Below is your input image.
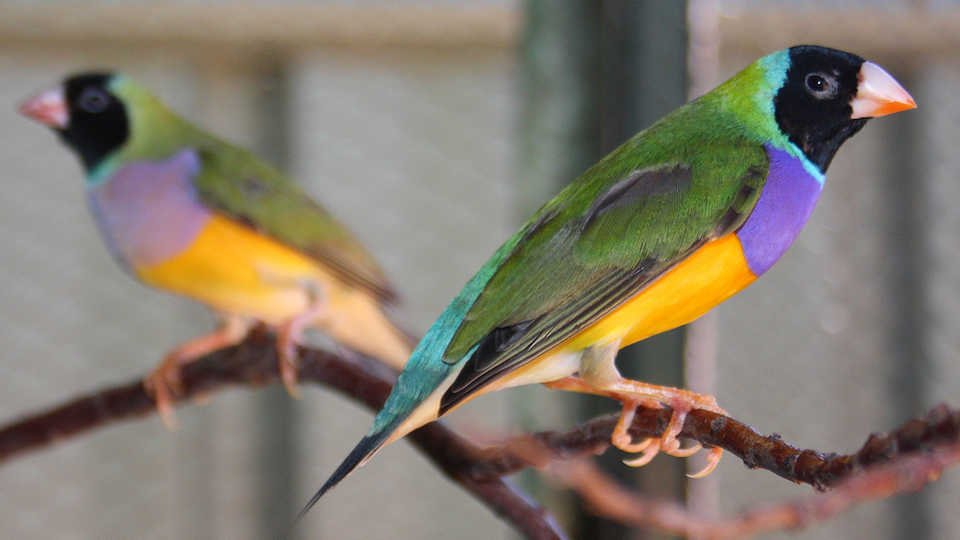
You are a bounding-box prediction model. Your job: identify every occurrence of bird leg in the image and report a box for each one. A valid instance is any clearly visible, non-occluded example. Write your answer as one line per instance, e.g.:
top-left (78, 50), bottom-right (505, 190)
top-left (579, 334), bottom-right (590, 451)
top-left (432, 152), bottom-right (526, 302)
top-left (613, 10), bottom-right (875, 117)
top-left (144, 315), bottom-right (252, 430)
top-left (544, 340), bottom-right (725, 478)
top-left (276, 281), bottom-right (328, 398)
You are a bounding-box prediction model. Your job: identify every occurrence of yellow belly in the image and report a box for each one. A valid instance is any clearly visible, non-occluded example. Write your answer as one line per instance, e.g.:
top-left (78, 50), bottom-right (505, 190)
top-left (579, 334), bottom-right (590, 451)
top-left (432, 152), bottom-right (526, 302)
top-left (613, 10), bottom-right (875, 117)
top-left (134, 214), bottom-right (335, 324)
top-left (571, 233), bottom-right (756, 349)
top-left (498, 234), bottom-right (757, 389)
top-left (398, 234), bottom-right (761, 438)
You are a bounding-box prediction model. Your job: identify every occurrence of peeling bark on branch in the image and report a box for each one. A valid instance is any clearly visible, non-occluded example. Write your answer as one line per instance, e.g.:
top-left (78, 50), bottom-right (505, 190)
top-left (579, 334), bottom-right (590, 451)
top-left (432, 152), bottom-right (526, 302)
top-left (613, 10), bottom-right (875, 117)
top-left (466, 402), bottom-right (960, 490)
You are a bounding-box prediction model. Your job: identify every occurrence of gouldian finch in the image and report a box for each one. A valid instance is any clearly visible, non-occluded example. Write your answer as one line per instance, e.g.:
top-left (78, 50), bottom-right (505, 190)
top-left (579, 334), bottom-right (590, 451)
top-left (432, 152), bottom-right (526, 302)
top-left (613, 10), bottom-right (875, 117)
top-left (298, 45), bottom-right (916, 516)
top-left (19, 72), bottom-right (412, 426)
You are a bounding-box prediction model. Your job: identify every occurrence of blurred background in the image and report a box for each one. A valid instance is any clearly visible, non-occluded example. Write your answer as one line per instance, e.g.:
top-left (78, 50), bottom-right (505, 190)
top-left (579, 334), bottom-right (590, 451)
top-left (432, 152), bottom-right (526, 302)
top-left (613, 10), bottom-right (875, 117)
top-left (0, 1), bottom-right (958, 538)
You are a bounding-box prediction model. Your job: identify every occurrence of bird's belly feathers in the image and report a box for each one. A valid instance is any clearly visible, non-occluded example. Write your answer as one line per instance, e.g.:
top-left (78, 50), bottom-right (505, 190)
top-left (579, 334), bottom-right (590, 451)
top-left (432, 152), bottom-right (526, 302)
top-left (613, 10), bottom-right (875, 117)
top-left (135, 214), bottom-right (335, 323)
top-left (88, 151), bottom-right (332, 323)
top-left (570, 234), bottom-right (756, 349)
top-left (478, 234), bottom-right (754, 396)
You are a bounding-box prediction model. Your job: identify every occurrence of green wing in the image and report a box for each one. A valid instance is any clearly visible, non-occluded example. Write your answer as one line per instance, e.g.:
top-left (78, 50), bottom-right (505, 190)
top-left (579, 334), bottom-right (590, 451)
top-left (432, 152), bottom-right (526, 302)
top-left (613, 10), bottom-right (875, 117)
top-left (190, 143), bottom-right (396, 302)
top-left (439, 111), bottom-right (768, 411)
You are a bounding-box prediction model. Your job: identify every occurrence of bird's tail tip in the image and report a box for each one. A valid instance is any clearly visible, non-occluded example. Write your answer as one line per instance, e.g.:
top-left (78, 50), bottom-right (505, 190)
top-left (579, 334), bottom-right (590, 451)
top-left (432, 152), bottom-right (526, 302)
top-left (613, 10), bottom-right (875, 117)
top-left (292, 432), bottom-right (388, 526)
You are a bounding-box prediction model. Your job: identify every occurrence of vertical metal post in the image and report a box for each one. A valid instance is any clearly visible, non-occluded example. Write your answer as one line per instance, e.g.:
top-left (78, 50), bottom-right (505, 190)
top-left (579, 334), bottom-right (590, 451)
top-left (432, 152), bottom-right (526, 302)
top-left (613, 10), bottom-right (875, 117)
top-left (518, 0), bottom-right (602, 219)
top-left (585, 3), bottom-right (690, 539)
top-left (684, 0), bottom-right (721, 525)
top-left (521, 1), bottom-right (689, 537)
top-left (884, 74), bottom-right (932, 540)
top-left (190, 53), bottom-right (300, 539)
top-left (250, 57), bottom-right (301, 540)
top-left (518, 2), bottom-right (604, 529)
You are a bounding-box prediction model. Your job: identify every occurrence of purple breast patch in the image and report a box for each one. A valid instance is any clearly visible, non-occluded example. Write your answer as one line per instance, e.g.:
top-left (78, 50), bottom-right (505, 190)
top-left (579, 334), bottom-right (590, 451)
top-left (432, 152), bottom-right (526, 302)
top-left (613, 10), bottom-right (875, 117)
top-left (87, 149), bottom-right (211, 269)
top-left (735, 144), bottom-right (823, 276)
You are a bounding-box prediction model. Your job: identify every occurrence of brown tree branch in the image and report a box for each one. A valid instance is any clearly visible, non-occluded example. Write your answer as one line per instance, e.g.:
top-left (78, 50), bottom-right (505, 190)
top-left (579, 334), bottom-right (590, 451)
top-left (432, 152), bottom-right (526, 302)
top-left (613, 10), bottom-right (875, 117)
top-left (466, 402), bottom-right (960, 490)
top-left (0, 332), bottom-right (957, 539)
top-left (532, 440), bottom-right (960, 540)
top-left (0, 330), bottom-right (566, 540)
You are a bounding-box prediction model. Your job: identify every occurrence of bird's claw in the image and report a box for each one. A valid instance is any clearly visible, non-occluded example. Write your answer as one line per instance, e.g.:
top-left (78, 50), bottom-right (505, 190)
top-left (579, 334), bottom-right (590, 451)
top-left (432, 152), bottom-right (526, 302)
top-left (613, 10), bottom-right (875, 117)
top-left (688, 447), bottom-right (724, 479)
top-left (278, 344), bottom-right (302, 400)
top-left (275, 281), bottom-right (328, 400)
top-left (623, 440), bottom-right (660, 467)
top-left (611, 394), bottom-right (726, 478)
top-left (143, 359), bottom-right (185, 430)
top-left (611, 399), bottom-right (659, 453)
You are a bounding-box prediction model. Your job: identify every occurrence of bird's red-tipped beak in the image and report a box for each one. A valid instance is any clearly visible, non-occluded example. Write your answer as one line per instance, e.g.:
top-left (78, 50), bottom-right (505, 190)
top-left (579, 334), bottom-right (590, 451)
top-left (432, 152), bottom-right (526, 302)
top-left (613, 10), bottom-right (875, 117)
top-left (19, 87), bottom-right (68, 129)
top-left (850, 61), bottom-right (916, 119)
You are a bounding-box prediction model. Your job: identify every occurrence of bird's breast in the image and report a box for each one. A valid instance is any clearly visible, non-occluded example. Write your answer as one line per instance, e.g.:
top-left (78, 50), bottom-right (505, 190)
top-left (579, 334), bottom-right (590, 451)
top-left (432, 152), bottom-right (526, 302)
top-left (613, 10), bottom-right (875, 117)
top-left (87, 150), bottom-right (331, 322)
top-left (87, 150), bottom-right (211, 269)
top-left (559, 146), bottom-right (823, 354)
top-left (734, 144), bottom-right (824, 275)
top-left (571, 233), bottom-right (757, 350)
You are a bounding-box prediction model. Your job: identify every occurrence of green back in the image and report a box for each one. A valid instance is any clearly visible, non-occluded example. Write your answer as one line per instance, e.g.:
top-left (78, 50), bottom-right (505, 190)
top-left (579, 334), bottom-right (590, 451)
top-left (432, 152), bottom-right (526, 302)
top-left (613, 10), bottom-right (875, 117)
top-left (192, 145), bottom-right (396, 301)
top-left (437, 66), bottom-right (780, 404)
top-left (101, 76), bottom-right (395, 301)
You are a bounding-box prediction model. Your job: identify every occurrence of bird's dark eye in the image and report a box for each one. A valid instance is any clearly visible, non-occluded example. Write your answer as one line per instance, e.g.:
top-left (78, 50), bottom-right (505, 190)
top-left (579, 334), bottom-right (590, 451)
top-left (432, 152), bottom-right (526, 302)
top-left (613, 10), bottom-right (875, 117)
top-left (77, 88), bottom-right (110, 113)
top-left (804, 72), bottom-right (838, 100)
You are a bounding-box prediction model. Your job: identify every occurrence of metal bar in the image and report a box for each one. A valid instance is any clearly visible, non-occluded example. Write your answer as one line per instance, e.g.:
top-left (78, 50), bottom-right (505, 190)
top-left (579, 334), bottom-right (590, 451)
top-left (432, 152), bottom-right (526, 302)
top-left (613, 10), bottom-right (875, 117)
top-left (2, 4), bottom-right (959, 59)
top-left (0, 4), bottom-right (518, 48)
top-left (596, 1), bottom-right (690, 534)
top-left (718, 7), bottom-right (960, 61)
top-left (884, 73), bottom-right (933, 540)
top-left (516, 1), bottom-right (605, 531)
top-left (248, 59), bottom-right (300, 540)
top-left (520, 2), bottom-right (690, 537)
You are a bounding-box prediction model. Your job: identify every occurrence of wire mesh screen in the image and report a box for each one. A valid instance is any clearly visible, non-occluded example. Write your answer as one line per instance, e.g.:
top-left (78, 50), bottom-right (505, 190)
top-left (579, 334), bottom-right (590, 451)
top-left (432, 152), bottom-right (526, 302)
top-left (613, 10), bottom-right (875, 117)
top-left (0, 2), bottom-right (957, 539)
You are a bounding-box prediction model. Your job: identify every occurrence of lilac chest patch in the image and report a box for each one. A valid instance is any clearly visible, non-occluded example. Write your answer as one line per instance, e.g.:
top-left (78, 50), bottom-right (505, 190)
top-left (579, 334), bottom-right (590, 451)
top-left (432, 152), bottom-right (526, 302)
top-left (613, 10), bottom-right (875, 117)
top-left (87, 150), bottom-right (211, 269)
top-left (735, 144), bottom-right (823, 276)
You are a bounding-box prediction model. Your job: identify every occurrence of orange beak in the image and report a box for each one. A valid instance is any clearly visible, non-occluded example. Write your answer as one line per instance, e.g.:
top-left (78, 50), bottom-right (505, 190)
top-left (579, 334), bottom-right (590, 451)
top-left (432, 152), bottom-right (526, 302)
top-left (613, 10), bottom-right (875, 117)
top-left (850, 61), bottom-right (916, 119)
top-left (19, 87), bottom-right (68, 129)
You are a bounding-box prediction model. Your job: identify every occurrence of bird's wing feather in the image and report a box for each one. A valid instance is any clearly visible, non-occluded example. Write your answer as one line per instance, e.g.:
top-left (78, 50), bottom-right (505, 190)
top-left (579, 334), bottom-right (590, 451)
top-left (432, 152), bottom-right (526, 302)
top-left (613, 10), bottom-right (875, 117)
top-left (190, 145), bottom-right (396, 302)
top-left (440, 129), bottom-right (768, 412)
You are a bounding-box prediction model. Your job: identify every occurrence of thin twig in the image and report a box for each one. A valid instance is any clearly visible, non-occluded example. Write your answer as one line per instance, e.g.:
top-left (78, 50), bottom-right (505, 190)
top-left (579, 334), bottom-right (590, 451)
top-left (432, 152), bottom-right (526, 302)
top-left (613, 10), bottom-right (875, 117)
top-left (535, 441), bottom-right (960, 540)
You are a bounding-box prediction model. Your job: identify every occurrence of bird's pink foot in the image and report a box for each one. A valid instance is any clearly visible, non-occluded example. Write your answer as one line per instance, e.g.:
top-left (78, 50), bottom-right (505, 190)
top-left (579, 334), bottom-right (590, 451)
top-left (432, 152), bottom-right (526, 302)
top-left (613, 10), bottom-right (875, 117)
top-left (546, 375), bottom-right (726, 477)
top-left (144, 357), bottom-right (182, 430)
top-left (275, 286), bottom-right (327, 398)
top-left (143, 317), bottom-right (250, 429)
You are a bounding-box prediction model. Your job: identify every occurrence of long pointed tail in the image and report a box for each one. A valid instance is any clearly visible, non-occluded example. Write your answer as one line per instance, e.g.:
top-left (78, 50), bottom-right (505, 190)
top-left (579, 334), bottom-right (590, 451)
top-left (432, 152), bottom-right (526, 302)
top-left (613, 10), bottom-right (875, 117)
top-left (294, 435), bottom-right (379, 523)
top-left (295, 310), bottom-right (457, 526)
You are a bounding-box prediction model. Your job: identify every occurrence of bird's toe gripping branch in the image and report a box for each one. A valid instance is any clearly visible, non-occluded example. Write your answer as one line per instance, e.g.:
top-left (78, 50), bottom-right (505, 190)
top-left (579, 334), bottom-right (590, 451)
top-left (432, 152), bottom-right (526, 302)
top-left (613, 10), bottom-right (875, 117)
top-left (143, 357), bottom-right (184, 430)
top-left (616, 395), bottom-right (724, 478)
top-left (276, 281), bottom-right (329, 398)
top-left (143, 317), bottom-right (251, 429)
top-left (545, 376), bottom-right (725, 478)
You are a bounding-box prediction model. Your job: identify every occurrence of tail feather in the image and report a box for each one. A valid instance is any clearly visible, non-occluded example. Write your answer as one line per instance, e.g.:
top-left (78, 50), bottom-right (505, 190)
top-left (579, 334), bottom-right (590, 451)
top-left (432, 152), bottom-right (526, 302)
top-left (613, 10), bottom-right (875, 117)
top-left (294, 427), bottom-right (394, 524)
top-left (294, 316), bottom-right (459, 526)
top-left (324, 293), bottom-right (414, 371)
